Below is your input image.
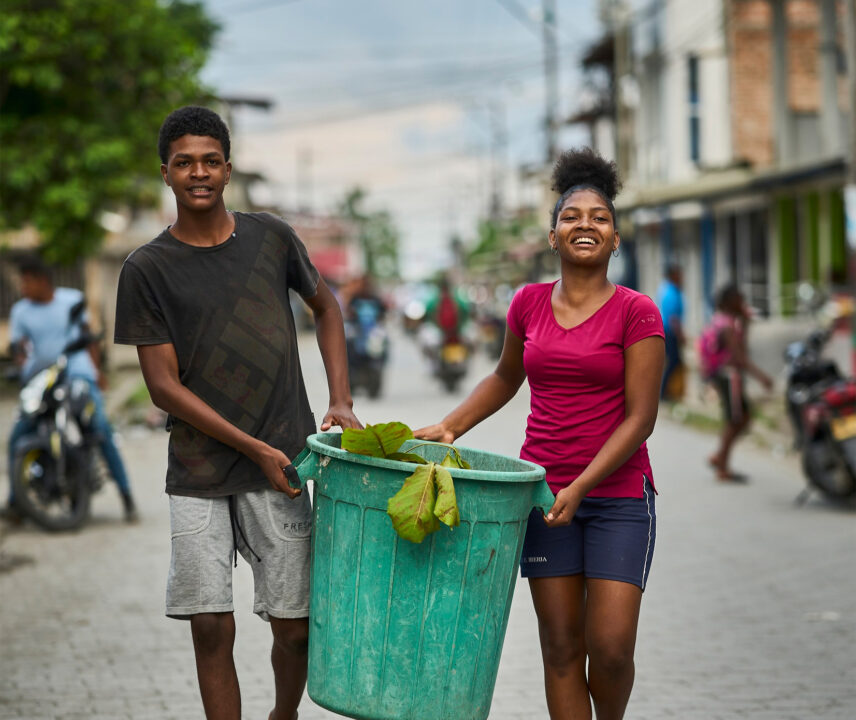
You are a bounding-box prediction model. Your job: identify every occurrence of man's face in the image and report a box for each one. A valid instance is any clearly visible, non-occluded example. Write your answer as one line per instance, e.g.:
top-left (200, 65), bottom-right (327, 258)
top-left (160, 134), bottom-right (231, 212)
top-left (19, 272), bottom-right (51, 302)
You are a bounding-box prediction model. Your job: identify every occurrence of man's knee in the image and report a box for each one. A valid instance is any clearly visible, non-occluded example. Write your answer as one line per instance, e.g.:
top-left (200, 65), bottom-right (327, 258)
top-left (272, 617), bottom-right (309, 656)
top-left (190, 613), bottom-right (235, 656)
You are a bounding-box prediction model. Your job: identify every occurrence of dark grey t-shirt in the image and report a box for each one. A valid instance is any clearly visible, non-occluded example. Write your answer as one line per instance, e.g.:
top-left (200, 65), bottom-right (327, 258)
top-left (114, 212), bottom-right (320, 498)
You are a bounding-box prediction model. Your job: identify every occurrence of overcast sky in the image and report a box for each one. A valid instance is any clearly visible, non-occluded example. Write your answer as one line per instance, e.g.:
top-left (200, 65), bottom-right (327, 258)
top-left (200, 0), bottom-right (603, 279)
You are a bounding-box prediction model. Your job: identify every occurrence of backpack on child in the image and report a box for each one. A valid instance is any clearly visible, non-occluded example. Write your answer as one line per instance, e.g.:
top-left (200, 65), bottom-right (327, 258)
top-left (697, 313), bottom-right (733, 380)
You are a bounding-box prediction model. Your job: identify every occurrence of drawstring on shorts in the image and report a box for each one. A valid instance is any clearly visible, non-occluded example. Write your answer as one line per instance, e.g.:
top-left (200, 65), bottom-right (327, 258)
top-left (227, 495), bottom-right (262, 567)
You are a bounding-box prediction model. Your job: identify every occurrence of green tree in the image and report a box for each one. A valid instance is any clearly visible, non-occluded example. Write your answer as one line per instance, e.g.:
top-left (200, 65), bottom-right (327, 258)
top-left (338, 187), bottom-right (400, 280)
top-left (0, 0), bottom-right (218, 263)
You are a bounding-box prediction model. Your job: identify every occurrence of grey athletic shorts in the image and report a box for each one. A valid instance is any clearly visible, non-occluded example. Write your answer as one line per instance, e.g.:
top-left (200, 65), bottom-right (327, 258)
top-left (166, 488), bottom-right (312, 621)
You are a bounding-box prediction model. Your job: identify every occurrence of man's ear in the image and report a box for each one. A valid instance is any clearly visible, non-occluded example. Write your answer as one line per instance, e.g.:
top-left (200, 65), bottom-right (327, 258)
top-left (224, 161), bottom-right (232, 185)
top-left (160, 164), bottom-right (170, 186)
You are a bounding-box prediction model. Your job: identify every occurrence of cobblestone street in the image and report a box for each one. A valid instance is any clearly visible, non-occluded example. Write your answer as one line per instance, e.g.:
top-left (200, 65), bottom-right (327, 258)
top-left (1, 333), bottom-right (854, 719)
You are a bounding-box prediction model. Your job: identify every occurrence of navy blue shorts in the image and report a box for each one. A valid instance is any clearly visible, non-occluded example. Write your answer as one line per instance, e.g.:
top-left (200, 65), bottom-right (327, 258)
top-left (520, 476), bottom-right (656, 590)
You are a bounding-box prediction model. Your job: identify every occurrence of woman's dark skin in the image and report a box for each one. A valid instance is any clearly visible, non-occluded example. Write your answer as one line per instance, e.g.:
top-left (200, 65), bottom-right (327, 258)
top-left (417, 189), bottom-right (664, 719)
top-left (708, 294), bottom-right (773, 479)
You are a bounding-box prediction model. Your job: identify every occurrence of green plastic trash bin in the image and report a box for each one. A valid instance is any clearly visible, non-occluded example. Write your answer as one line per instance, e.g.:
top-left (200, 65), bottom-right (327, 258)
top-left (292, 432), bottom-right (553, 720)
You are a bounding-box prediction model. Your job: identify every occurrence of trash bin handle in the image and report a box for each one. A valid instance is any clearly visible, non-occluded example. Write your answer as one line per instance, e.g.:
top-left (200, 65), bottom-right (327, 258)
top-left (286, 445), bottom-right (318, 489)
top-left (534, 481), bottom-right (555, 515)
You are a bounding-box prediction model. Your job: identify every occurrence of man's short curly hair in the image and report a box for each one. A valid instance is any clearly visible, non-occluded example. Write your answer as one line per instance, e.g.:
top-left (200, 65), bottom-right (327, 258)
top-left (158, 106), bottom-right (231, 164)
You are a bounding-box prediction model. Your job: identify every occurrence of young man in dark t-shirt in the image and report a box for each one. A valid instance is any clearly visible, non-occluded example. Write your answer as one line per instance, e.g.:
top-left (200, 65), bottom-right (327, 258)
top-left (114, 106), bottom-right (361, 720)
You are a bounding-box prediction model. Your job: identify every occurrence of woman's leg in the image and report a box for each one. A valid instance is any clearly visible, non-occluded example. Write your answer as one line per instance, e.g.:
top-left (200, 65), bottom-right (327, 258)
top-left (529, 575), bottom-right (591, 720)
top-left (584, 579), bottom-right (642, 720)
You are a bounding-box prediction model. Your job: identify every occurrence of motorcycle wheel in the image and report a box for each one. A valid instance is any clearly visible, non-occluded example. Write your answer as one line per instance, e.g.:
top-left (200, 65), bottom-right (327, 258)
top-left (12, 443), bottom-right (92, 531)
top-left (367, 368), bottom-right (383, 399)
top-left (802, 435), bottom-right (856, 499)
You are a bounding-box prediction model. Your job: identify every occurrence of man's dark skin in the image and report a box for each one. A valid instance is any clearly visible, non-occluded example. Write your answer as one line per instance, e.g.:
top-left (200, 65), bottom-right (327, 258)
top-left (141, 133), bottom-right (361, 720)
top-left (15, 271), bottom-right (106, 388)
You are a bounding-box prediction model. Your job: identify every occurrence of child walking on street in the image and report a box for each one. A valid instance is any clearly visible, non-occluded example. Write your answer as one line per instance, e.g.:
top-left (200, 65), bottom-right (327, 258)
top-left (114, 106), bottom-right (361, 720)
top-left (417, 148), bottom-right (664, 719)
top-left (701, 284), bottom-right (773, 481)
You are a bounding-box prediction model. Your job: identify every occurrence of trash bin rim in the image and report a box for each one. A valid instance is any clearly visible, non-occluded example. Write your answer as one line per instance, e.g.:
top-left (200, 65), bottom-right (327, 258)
top-left (305, 432), bottom-right (545, 483)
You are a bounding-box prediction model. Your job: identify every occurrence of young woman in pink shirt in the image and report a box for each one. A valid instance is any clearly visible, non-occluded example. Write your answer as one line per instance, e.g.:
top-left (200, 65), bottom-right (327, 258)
top-left (416, 148), bottom-right (665, 719)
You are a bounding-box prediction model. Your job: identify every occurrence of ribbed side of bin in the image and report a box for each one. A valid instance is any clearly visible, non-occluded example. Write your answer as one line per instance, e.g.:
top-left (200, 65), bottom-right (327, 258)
top-left (297, 434), bottom-right (551, 720)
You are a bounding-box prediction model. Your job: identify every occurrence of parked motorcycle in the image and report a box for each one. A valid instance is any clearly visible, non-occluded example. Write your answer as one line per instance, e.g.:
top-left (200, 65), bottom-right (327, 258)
top-left (10, 301), bottom-right (106, 531)
top-left (784, 308), bottom-right (856, 503)
top-left (345, 297), bottom-right (389, 399)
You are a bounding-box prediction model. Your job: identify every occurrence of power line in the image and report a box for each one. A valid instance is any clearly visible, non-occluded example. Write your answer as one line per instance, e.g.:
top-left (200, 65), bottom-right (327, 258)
top-left (493, 0), bottom-right (543, 38)
top-left (218, 0), bottom-right (308, 16)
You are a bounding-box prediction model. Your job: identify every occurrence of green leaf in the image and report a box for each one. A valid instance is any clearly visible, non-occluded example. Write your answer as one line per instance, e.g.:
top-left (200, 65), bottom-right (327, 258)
top-left (433, 465), bottom-right (460, 528)
top-left (387, 463), bottom-right (440, 543)
top-left (441, 448), bottom-right (471, 469)
top-left (341, 422), bottom-right (413, 458)
top-left (387, 451), bottom-right (428, 464)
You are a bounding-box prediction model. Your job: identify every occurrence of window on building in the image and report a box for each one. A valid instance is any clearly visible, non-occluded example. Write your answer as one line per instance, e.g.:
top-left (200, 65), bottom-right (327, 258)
top-left (687, 54), bottom-right (700, 163)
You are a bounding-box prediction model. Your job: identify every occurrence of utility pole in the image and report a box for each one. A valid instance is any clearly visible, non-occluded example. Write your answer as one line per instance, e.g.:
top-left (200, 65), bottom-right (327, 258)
top-left (819, 0), bottom-right (842, 156)
top-left (489, 98), bottom-right (508, 216)
top-left (771, 0), bottom-right (793, 166)
top-left (296, 146), bottom-right (313, 213)
top-left (844, 0), bottom-right (856, 373)
top-left (611, 0), bottom-right (633, 178)
top-left (542, 0), bottom-right (559, 164)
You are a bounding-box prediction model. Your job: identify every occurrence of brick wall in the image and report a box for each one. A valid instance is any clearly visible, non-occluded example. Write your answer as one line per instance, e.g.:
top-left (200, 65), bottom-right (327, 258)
top-left (729, 0), bottom-right (774, 167)
top-left (728, 0), bottom-right (844, 168)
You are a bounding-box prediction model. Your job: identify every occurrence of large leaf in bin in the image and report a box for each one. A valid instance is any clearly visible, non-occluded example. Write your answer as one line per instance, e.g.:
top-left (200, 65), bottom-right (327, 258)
top-left (387, 452), bottom-right (428, 464)
top-left (342, 422), bottom-right (412, 458)
top-left (387, 462), bottom-right (440, 543)
top-left (441, 448), bottom-right (471, 469)
top-left (433, 465), bottom-right (460, 528)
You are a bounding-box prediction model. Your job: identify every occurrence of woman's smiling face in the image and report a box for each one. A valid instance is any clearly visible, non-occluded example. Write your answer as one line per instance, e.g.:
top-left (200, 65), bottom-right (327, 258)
top-left (550, 189), bottom-right (619, 265)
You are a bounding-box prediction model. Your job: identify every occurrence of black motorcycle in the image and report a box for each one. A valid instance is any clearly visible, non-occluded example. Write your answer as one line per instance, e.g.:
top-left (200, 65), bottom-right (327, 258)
top-left (784, 322), bottom-right (856, 503)
top-left (10, 301), bottom-right (105, 530)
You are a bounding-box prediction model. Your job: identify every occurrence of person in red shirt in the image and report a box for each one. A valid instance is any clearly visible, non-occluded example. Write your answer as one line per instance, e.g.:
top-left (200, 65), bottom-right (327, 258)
top-left (417, 148), bottom-right (664, 719)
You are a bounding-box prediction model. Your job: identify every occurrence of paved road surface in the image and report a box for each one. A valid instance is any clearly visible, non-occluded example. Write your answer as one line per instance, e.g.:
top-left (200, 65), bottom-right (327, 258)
top-left (1, 329), bottom-right (853, 719)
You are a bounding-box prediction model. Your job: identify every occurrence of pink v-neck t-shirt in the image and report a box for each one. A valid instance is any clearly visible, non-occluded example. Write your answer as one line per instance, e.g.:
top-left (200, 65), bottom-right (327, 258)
top-left (507, 282), bottom-right (664, 498)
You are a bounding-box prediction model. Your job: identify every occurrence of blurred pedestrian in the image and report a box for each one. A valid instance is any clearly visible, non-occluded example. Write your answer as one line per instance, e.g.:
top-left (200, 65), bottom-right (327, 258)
top-left (416, 147), bottom-right (665, 719)
top-left (113, 105), bottom-right (361, 720)
top-left (4, 255), bottom-right (137, 522)
top-left (700, 283), bottom-right (773, 481)
top-left (657, 264), bottom-right (686, 401)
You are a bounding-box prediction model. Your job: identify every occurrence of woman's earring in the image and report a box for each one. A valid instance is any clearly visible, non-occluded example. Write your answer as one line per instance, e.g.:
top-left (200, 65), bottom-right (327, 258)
top-left (550, 244), bottom-right (558, 256)
top-left (612, 247), bottom-right (620, 257)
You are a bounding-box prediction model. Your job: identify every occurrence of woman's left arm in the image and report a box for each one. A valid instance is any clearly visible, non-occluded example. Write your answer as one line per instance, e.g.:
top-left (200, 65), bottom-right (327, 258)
top-left (545, 335), bottom-right (665, 526)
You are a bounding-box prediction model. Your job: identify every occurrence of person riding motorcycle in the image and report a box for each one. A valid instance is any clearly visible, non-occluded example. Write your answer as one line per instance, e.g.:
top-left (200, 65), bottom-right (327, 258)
top-left (343, 274), bottom-right (389, 398)
top-left (4, 256), bottom-right (138, 523)
top-left (424, 276), bottom-right (469, 343)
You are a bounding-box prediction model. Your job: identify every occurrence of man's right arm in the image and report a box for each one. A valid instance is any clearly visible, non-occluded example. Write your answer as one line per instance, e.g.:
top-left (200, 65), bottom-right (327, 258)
top-left (137, 343), bottom-right (302, 497)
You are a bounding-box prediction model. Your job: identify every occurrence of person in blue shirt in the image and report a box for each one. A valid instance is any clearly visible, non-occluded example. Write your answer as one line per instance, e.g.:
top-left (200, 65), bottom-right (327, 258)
top-left (4, 256), bottom-right (137, 522)
top-left (657, 265), bottom-right (685, 400)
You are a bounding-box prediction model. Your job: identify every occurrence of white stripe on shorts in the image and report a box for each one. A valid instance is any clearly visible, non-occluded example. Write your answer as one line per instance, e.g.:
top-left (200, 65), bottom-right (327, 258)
top-left (641, 475), bottom-right (654, 590)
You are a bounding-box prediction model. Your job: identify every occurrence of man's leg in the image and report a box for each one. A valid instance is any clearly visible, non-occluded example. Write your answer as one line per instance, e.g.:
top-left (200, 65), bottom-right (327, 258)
top-left (5, 412), bottom-right (33, 510)
top-left (85, 379), bottom-right (137, 519)
top-left (167, 495), bottom-right (238, 718)
top-left (190, 612), bottom-right (241, 720)
top-left (269, 617), bottom-right (309, 720)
